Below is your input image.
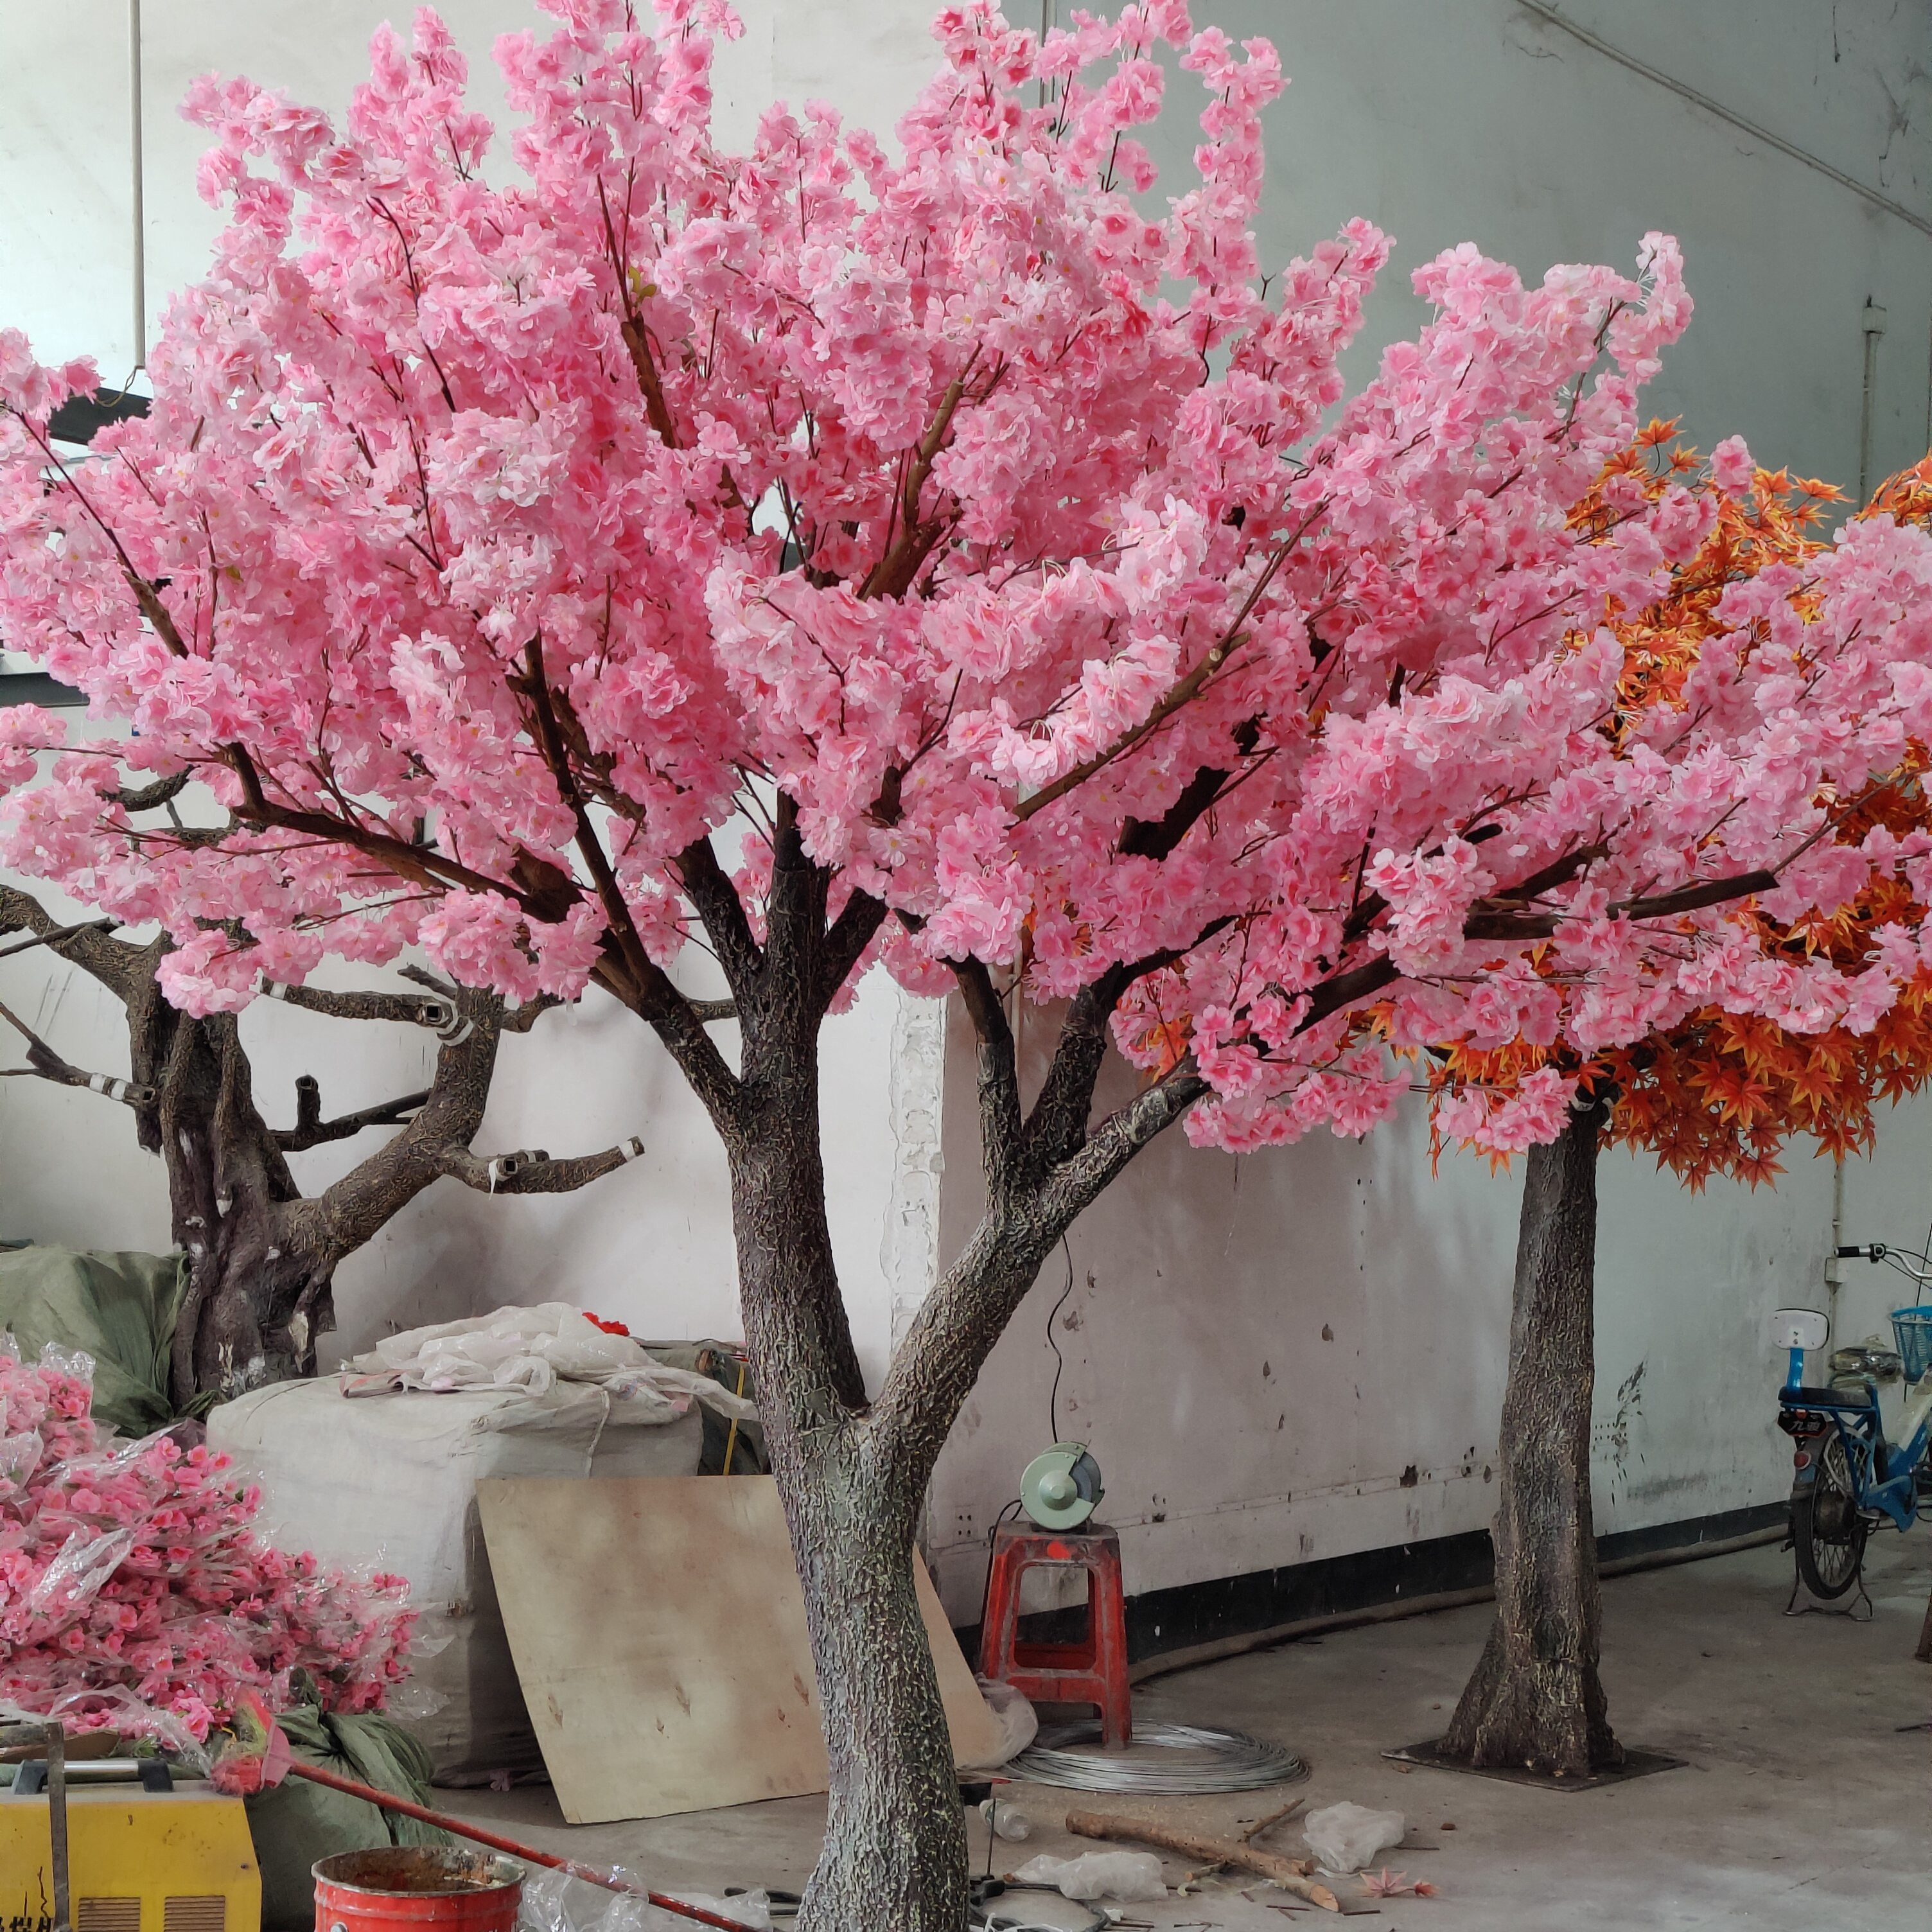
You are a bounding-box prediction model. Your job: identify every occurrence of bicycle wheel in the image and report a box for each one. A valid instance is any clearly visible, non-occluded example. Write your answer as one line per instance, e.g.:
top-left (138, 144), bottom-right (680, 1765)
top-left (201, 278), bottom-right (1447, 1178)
top-left (1793, 1432), bottom-right (1868, 1599)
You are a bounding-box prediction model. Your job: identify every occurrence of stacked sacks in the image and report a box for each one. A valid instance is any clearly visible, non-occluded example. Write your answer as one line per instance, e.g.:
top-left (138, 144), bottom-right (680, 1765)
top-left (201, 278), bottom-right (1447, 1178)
top-left (0, 1336), bottom-right (413, 1741)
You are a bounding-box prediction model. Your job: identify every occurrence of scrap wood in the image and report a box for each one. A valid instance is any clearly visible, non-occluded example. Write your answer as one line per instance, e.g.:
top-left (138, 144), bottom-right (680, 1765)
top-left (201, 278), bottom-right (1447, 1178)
top-left (1179, 1796), bottom-right (1307, 1892)
top-left (1064, 1807), bottom-right (1340, 1913)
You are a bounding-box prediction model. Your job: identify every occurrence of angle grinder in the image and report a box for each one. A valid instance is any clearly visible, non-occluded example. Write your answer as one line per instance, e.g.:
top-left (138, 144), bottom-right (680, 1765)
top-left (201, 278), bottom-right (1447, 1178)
top-left (1018, 1441), bottom-right (1104, 1529)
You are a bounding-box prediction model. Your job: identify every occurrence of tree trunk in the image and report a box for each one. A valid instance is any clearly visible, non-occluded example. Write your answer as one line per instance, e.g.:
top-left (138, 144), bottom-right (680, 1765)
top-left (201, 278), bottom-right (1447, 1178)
top-left (1441, 1091), bottom-right (1622, 1777)
top-left (728, 1069), bottom-right (969, 1932)
top-left (786, 1438), bottom-right (966, 1932)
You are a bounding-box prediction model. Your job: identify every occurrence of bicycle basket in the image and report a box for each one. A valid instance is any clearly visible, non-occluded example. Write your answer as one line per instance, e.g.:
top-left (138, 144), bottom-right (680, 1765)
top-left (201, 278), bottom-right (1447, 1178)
top-left (1890, 1306), bottom-right (1932, 1382)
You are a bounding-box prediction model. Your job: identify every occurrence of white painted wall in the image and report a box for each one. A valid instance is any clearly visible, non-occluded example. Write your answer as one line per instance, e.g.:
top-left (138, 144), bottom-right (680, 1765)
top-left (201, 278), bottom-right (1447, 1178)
top-left (6, 2), bottom-right (1932, 1621)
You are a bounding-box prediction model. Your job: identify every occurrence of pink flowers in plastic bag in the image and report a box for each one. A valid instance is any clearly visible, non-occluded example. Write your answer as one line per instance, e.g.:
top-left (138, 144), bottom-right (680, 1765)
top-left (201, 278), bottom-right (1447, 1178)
top-left (0, 1337), bottom-right (414, 1741)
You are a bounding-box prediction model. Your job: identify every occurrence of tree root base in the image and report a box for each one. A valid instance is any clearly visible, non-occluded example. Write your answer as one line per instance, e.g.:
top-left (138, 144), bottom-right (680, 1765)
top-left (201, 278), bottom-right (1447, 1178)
top-left (1384, 1737), bottom-right (1688, 1791)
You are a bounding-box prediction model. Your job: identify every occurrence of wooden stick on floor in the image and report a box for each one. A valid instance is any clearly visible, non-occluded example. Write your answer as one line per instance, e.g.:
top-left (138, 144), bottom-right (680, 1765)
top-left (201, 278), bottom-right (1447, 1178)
top-left (1180, 1796), bottom-right (1308, 1890)
top-left (1064, 1806), bottom-right (1340, 1913)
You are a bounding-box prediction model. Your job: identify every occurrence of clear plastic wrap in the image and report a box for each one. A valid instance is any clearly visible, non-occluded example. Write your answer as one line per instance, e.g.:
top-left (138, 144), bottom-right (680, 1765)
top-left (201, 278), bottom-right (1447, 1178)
top-left (1010, 1852), bottom-right (1166, 1902)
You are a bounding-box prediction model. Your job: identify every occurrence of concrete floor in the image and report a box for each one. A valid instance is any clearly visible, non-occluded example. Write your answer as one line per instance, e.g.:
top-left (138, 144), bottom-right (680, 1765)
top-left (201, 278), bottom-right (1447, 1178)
top-left (450, 1534), bottom-right (1932, 1930)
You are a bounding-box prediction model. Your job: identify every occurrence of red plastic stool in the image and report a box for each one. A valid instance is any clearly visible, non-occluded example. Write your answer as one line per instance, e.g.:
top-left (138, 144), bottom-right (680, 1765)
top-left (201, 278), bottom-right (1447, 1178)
top-left (978, 1520), bottom-right (1131, 1746)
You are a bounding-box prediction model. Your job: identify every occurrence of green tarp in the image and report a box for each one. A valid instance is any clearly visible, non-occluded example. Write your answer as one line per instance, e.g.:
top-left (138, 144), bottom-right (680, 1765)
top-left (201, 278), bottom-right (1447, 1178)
top-left (247, 1705), bottom-right (452, 1929)
top-left (0, 1245), bottom-right (187, 1436)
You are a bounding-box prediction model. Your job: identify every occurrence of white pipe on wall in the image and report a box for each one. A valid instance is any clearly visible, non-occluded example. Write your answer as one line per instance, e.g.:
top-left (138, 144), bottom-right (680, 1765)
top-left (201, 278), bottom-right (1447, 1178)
top-left (129, 0), bottom-right (145, 370)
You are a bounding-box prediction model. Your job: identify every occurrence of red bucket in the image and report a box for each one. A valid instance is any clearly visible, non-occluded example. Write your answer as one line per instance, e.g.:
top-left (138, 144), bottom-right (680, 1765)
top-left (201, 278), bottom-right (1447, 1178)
top-left (313, 1847), bottom-right (525, 1932)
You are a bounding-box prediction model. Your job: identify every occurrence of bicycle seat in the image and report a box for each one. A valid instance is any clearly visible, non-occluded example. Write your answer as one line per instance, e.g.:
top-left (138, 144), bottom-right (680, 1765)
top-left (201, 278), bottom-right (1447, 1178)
top-left (1782, 1383), bottom-right (1877, 1409)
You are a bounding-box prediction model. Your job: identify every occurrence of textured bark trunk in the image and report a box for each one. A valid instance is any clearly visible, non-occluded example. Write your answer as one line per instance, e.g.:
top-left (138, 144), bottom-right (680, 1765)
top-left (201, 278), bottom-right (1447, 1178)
top-left (1442, 1093), bottom-right (1622, 1777)
top-left (729, 1071), bottom-right (969, 1932)
top-left (151, 1010), bottom-right (322, 1407)
top-left (786, 1438), bottom-right (967, 1932)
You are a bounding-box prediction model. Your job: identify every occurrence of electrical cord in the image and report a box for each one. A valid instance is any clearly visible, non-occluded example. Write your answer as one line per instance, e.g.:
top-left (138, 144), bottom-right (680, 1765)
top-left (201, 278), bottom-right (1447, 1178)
top-left (1046, 1236), bottom-right (1074, 1441)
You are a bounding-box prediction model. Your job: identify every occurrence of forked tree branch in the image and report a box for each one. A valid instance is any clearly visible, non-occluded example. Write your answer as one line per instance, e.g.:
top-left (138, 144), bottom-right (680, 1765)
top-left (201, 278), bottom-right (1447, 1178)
top-left (0, 992), bottom-right (154, 1107)
top-left (434, 1136), bottom-right (649, 1195)
top-left (519, 636), bottom-right (743, 1125)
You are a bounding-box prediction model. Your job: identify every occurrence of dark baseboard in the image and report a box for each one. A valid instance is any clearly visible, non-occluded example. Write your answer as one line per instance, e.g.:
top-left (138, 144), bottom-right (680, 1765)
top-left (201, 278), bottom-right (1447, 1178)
top-left (951, 1500), bottom-right (1787, 1667)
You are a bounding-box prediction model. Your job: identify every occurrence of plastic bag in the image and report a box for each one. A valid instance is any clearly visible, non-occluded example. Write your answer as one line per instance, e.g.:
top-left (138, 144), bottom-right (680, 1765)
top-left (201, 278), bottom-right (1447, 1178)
top-left (652, 1897), bottom-right (770, 1930)
top-left (960, 1674), bottom-right (1038, 1770)
top-left (20, 1525), bottom-right (135, 1630)
top-left (1304, 1801), bottom-right (1406, 1874)
top-left (1011, 1851), bottom-right (1166, 1902)
top-left (517, 1872), bottom-right (771, 1932)
top-left (0, 1429), bottom-right (43, 1486)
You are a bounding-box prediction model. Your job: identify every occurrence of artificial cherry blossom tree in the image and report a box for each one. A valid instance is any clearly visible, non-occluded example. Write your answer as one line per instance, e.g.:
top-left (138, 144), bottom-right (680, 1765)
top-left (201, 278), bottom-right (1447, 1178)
top-left (1423, 450), bottom-right (1932, 1778)
top-left (0, 879), bottom-right (652, 1401)
top-left (6, 4), bottom-right (1932, 1923)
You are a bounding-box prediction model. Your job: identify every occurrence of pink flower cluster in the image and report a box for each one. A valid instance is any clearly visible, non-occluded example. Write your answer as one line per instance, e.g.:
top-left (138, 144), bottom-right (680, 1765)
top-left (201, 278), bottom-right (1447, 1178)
top-left (0, 1340), bottom-right (414, 1742)
top-left (1, 1), bottom-right (1931, 1154)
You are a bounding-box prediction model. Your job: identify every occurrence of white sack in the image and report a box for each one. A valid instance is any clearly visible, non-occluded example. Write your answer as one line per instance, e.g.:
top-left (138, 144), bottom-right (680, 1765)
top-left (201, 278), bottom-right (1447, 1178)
top-left (208, 1374), bottom-right (700, 1778)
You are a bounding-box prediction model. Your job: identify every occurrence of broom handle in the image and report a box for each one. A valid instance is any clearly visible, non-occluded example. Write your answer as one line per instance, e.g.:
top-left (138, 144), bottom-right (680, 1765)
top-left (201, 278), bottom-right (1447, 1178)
top-left (288, 1761), bottom-right (752, 1931)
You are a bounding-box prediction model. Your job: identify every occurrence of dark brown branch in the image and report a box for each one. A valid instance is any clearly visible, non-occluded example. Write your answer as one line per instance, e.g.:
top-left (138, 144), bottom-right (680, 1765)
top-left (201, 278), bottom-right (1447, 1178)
top-left (949, 955), bottom-right (1021, 1190)
top-left (0, 884), bottom-right (150, 1004)
top-left (434, 1136), bottom-right (648, 1195)
top-left (859, 367), bottom-right (972, 601)
top-left (263, 981), bottom-right (462, 1035)
top-left (674, 835), bottom-right (764, 999)
top-left (0, 918), bottom-right (118, 964)
top-left (0, 993), bottom-right (154, 1107)
top-left (520, 637), bottom-right (742, 1125)
top-left (276, 1076), bottom-right (430, 1151)
top-left (820, 888), bottom-right (889, 1006)
top-left (109, 771), bottom-right (191, 812)
top-left (1014, 522), bottom-right (1312, 825)
top-left (621, 317), bottom-right (681, 448)
top-left (1612, 868), bottom-right (1777, 921)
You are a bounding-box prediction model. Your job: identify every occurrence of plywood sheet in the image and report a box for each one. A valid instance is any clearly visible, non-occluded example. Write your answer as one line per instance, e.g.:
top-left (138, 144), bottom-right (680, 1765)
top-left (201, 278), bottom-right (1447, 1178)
top-left (477, 1474), bottom-right (1003, 1823)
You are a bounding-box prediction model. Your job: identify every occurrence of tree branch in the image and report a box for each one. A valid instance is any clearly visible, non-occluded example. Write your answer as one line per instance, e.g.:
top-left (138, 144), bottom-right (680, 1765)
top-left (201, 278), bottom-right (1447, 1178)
top-left (519, 637), bottom-right (742, 1126)
top-left (820, 887), bottom-right (888, 1006)
top-left (673, 835), bottom-right (763, 1000)
top-left (263, 981), bottom-right (465, 1036)
top-left (434, 1136), bottom-right (649, 1195)
top-left (0, 993), bottom-right (154, 1107)
top-left (950, 955), bottom-right (1021, 1193)
top-left (108, 771), bottom-right (191, 812)
top-left (0, 884), bottom-right (150, 1005)
top-left (274, 1076), bottom-right (430, 1152)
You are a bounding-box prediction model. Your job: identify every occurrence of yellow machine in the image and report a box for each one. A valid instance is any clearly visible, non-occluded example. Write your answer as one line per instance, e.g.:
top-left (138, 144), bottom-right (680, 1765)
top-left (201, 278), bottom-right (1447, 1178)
top-left (1, 1748), bottom-right (259, 1932)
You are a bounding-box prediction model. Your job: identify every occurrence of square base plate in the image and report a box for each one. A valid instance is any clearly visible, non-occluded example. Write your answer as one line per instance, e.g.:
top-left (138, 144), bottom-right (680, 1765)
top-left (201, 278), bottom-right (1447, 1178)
top-left (1383, 1736), bottom-right (1687, 1790)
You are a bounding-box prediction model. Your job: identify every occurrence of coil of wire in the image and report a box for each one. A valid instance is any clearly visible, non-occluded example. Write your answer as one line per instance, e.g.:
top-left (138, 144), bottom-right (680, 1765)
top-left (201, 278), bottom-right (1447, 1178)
top-left (1008, 1719), bottom-right (1306, 1794)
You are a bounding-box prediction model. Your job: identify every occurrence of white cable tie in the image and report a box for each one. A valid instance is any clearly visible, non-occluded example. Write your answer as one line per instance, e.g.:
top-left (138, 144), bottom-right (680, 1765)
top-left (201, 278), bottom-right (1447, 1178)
top-left (265, 980), bottom-right (290, 1001)
top-left (439, 1016), bottom-right (475, 1046)
top-left (619, 1136), bottom-right (645, 1163)
top-left (87, 1073), bottom-right (109, 1094)
top-left (487, 1157), bottom-right (506, 1194)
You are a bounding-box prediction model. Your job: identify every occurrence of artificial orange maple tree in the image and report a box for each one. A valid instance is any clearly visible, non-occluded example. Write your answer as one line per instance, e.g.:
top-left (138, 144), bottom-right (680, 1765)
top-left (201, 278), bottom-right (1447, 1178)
top-left (1424, 437), bottom-right (1932, 1777)
top-left (1428, 439), bottom-right (1932, 1190)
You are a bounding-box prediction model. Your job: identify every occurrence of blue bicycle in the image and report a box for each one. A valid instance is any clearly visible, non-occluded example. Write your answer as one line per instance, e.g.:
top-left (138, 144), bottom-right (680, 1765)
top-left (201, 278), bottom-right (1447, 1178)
top-left (1774, 1246), bottom-right (1932, 1601)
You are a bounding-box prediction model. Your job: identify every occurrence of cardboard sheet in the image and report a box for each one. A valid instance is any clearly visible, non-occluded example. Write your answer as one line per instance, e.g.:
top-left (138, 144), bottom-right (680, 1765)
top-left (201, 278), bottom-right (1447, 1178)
top-left (477, 1473), bottom-right (1004, 1822)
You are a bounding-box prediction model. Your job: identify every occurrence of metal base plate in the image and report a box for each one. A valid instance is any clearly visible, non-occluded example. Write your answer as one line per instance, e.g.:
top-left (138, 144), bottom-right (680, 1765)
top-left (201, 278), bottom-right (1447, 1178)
top-left (1383, 1737), bottom-right (1687, 1790)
